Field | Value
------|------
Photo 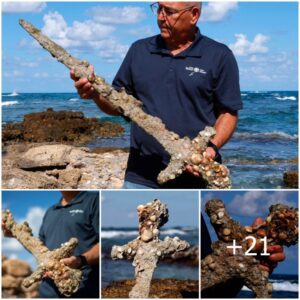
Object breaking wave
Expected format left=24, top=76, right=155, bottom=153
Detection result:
left=2, top=101, right=19, bottom=106
left=275, top=96, right=297, bottom=101
left=234, top=131, right=298, bottom=141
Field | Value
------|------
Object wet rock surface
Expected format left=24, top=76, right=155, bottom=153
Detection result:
left=2, top=257, right=39, bottom=298
left=2, top=144, right=128, bottom=189
left=102, top=279, right=199, bottom=298
left=2, top=108, right=124, bottom=145
left=283, top=171, right=298, bottom=188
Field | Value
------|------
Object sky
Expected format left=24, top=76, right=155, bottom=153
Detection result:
left=201, top=190, right=299, bottom=275
left=2, top=1, right=298, bottom=93
left=101, top=190, right=199, bottom=227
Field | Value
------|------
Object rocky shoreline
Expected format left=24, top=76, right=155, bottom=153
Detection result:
left=102, top=279, right=199, bottom=298
left=2, top=109, right=298, bottom=189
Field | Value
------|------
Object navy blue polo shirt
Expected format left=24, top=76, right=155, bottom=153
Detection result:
left=113, top=28, right=242, bottom=188
left=38, top=191, right=99, bottom=298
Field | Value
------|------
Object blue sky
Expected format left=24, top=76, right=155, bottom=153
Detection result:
left=2, top=1, right=298, bottom=93
left=202, top=190, right=298, bottom=275
left=102, top=190, right=199, bottom=227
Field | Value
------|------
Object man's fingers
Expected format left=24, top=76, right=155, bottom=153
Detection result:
left=268, top=252, right=285, bottom=262
left=252, top=217, right=264, bottom=227
left=267, top=245, right=283, bottom=253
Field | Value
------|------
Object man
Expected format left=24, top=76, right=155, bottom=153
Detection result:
left=71, top=2, right=242, bottom=188
left=3, top=191, right=99, bottom=298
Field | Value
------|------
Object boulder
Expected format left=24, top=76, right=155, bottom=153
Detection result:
left=283, top=171, right=298, bottom=188
left=2, top=259, right=31, bottom=277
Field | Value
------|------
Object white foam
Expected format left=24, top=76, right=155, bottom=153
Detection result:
left=2, top=101, right=18, bottom=106
left=69, top=98, right=80, bottom=102
left=101, top=230, right=138, bottom=239
left=242, top=281, right=298, bottom=292
left=272, top=281, right=298, bottom=292
left=161, top=229, right=187, bottom=235
left=275, top=96, right=297, bottom=101
left=234, top=131, right=298, bottom=141
left=5, top=91, right=19, bottom=97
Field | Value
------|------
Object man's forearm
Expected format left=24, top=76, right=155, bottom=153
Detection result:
left=82, top=243, right=99, bottom=266
left=93, top=93, right=121, bottom=116
left=210, top=111, right=238, bottom=149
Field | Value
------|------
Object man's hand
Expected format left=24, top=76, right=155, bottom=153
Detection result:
left=70, top=65, right=97, bottom=100
left=184, top=147, right=216, bottom=177
left=60, top=256, right=83, bottom=269
left=252, top=217, right=285, bottom=273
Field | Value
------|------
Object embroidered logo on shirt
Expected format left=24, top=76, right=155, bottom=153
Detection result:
left=69, top=209, right=84, bottom=216
left=185, top=66, right=207, bottom=76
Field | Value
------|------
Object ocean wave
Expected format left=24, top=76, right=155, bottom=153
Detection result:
left=241, top=93, right=248, bottom=96
left=101, top=230, right=138, bottom=239
left=272, top=281, right=298, bottom=292
left=161, top=229, right=187, bottom=235
left=275, top=96, right=297, bottom=101
left=2, top=101, right=19, bottom=106
left=242, top=281, right=298, bottom=292
left=69, top=98, right=80, bottom=102
left=234, top=131, right=298, bottom=141
left=4, top=92, right=19, bottom=97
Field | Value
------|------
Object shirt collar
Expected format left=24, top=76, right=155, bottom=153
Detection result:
left=149, top=27, right=203, bottom=57
left=54, top=191, right=85, bottom=209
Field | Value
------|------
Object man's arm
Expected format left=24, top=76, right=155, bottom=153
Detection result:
left=70, top=67, right=120, bottom=116
left=61, top=243, right=99, bottom=269
left=206, top=110, right=238, bottom=159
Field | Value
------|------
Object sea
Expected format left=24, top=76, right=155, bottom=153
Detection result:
left=101, top=226, right=199, bottom=288
left=2, top=91, right=298, bottom=189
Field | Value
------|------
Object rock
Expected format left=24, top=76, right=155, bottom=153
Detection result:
left=2, top=144, right=128, bottom=189
left=102, top=279, right=199, bottom=298
left=2, top=275, right=22, bottom=289
left=2, top=108, right=124, bottom=145
left=3, top=259, right=31, bottom=277
left=283, top=171, right=298, bottom=188
left=18, top=145, right=73, bottom=170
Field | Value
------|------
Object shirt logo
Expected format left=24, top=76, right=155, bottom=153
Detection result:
left=185, top=66, right=207, bottom=76
left=69, top=209, right=84, bottom=216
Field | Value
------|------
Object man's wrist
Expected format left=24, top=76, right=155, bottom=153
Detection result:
left=207, top=141, right=219, bottom=153
left=76, top=255, right=88, bottom=267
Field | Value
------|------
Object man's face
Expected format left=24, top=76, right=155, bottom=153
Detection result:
left=156, top=2, right=198, bottom=41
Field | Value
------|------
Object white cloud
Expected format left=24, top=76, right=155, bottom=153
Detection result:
left=128, top=26, right=154, bottom=37
left=201, top=2, right=238, bottom=22
left=33, top=72, right=49, bottom=78
left=88, top=6, right=146, bottom=24
left=2, top=238, right=23, bottom=252
left=2, top=2, right=46, bottom=13
left=3, top=70, right=24, bottom=77
left=21, top=207, right=46, bottom=236
left=228, top=191, right=296, bottom=217
left=38, top=11, right=127, bottom=61
left=230, top=33, right=270, bottom=56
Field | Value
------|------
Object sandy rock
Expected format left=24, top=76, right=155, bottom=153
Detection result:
left=3, top=259, right=31, bottom=277
left=18, top=145, right=73, bottom=169
left=2, top=144, right=128, bottom=189
left=2, top=275, right=22, bottom=289
left=102, top=279, right=199, bottom=298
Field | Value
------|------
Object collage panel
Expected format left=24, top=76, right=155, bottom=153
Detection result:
left=1, top=1, right=298, bottom=191
left=101, top=190, right=199, bottom=298
left=201, top=190, right=298, bottom=299
left=2, top=190, right=100, bottom=298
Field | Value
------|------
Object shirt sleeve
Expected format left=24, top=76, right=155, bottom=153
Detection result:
left=213, top=50, right=243, bottom=111
left=112, top=43, right=136, bottom=96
